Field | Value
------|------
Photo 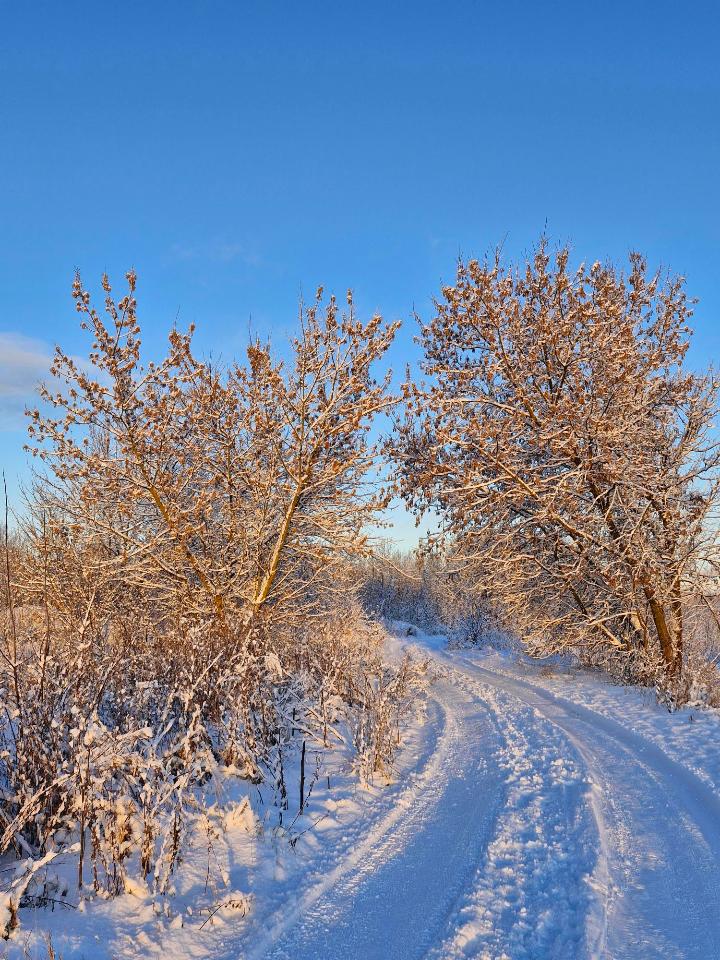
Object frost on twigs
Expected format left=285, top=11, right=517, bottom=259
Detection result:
left=0, top=273, right=427, bottom=939
left=391, top=239, right=720, bottom=700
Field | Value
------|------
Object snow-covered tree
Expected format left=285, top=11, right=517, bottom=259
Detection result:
left=0, top=272, right=423, bottom=910
left=391, top=241, right=720, bottom=679
left=26, top=273, right=399, bottom=633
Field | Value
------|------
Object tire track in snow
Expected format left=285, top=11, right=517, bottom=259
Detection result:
left=242, top=671, right=506, bottom=960
left=427, top=666, right=601, bottom=960
left=462, top=657, right=720, bottom=959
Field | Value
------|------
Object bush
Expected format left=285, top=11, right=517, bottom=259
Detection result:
left=0, top=272, right=426, bottom=938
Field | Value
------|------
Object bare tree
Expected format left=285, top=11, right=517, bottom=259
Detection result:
left=391, top=241, right=720, bottom=681
left=0, top=273, right=427, bottom=919
left=26, top=273, right=399, bottom=635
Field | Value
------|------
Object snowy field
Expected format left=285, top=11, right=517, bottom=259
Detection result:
left=4, top=626, right=720, bottom=960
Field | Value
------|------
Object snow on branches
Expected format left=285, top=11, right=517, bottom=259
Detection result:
left=391, top=240, right=720, bottom=683
left=26, top=274, right=400, bottom=628
left=0, top=273, right=427, bottom=935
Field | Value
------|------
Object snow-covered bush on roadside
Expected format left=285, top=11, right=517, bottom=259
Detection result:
left=350, top=651, right=429, bottom=782
left=445, top=608, right=515, bottom=652
left=0, top=596, right=427, bottom=938
left=274, top=601, right=430, bottom=783
left=0, top=272, right=428, bottom=941
left=570, top=599, right=720, bottom=711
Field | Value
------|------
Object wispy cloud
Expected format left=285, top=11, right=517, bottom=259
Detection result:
left=0, top=333, right=54, bottom=430
left=168, top=240, right=261, bottom=267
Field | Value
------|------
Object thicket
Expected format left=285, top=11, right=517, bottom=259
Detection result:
left=4, top=240, right=720, bottom=939
left=0, top=274, right=426, bottom=936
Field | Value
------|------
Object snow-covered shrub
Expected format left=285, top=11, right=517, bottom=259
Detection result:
left=0, top=619, right=222, bottom=906
left=445, top=608, right=514, bottom=651
left=349, top=651, right=429, bottom=782
left=0, top=271, right=429, bottom=940
left=0, top=599, right=429, bottom=935
left=279, top=600, right=430, bottom=780
left=0, top=597, right=431, bottom=936
left=657, top=602, right=720, bottom=710
left=359, top=550, right=447, bottom=634
left=570, top=601, right=720, bottom=711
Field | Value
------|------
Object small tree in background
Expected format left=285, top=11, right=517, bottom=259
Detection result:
left=391, top=240, right=720, bottom=684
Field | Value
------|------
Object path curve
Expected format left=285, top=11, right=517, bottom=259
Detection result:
left=454, top=654, right=720, bottom=960
left=246, top=642, right=720, bottom=959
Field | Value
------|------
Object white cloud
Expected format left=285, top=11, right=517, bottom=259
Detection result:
left=0, top=333, right=53, bottom=397
left=0, top=333, right=53, bottom=430
left=169, top=240, right=261, bottom=267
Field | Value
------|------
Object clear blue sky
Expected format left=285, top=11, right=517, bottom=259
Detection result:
left=1, top=1, right=718, bottom=541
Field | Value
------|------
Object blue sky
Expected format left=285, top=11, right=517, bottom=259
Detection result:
left=1, top=1, right=718, bottom=541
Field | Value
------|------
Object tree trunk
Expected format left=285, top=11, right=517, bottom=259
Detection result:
left=645, top=591, right=678, bottom=676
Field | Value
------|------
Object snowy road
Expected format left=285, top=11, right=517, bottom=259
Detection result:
left=453, top=656, right=720, bottom=959
left=248, top=640, right=720, bottom=960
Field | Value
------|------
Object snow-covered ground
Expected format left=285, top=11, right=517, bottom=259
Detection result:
left=4, top=627, right=720, bottom=959
left=439, top=647, right=720, bottom=959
